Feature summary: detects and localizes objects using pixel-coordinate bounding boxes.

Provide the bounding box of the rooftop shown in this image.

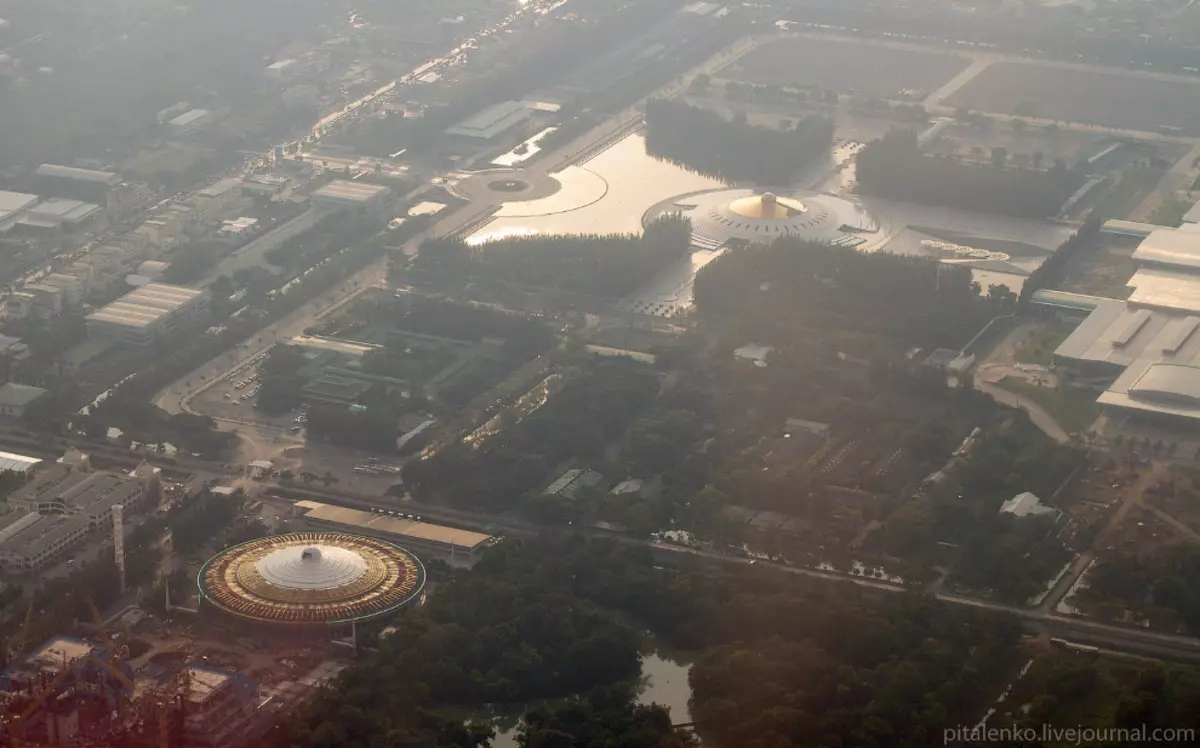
[35,164,120,186]
[196,177,241,198]
[0,513,89,558]
[295,501,492,552]
[0,450,42,473]
[1132,227,1200,271]
[312,180,391,204]
[445,100,532,140]
[23,197,102,224]
[0,382,48,409]
[169,108,211,128]
[1000,492,1057,518]
[87,283,207,329]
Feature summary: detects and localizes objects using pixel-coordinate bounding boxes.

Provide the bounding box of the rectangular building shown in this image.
[86,282,210,347]
[168,108,213,136]
[293,500,494,566]
[0,383,47,418]
[18,198,102,231]
[0,190,40,234]
[445,101,532,140]
[310,180,392,212]
[192,177,243,222]
[0,513,90,571]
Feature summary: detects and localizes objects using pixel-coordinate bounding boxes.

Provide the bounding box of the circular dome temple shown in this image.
[644,188,879,250]
[198,532,426,625]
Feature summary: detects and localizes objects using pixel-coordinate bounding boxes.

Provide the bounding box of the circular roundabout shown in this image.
[451,169,562,203]
[644,188,879,248]
[198,532,425,625]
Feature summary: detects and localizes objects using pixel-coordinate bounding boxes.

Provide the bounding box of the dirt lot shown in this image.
[721,36,970,98]
[946,62,1200,135]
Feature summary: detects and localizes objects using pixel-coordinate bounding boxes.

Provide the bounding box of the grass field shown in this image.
[1149,198,1192,228]
[723,37,969,98]
[1087,169,1163,221]
[1014,324,1073,366]
[994,376,1099,434]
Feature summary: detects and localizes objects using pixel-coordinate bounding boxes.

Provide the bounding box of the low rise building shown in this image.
[86,283,210,347]
[9,462,150,529]
[445,100,532,141]
[192,177,244,223]
[293,500,494,566]
[0,382,47,417]
[1000,492,1059,519]
[168,108,213,136]
[0,189,40,234]
[310,180,392,212]
[18,197,102,231]
[0,513,90,570]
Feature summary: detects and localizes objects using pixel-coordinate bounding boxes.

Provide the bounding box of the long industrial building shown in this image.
[1056,212,1200,426]
[310,180,392,212]
[86,282,210,346]
[292,500,495,566]
[0,461,153,571]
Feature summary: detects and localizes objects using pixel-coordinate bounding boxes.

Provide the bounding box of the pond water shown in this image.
[473,651,694,747]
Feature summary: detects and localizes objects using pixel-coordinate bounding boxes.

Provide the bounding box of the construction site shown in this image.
[0,593,355,748]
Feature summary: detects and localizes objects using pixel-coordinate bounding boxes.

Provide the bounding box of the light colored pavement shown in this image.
[976,379,1071,443]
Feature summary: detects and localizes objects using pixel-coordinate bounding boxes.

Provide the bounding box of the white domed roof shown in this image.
[256,544,369,590]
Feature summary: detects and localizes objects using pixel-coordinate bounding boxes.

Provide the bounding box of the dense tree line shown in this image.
[1018,216,1103,304]
[78,397,237,458]
[988,654,1200,742]
[279,537,1034,748]
[519,688,696,748]
[879,419,1081,602]
[168,489,245,555]
[277,541,650,748]
[255,345,310,416]
[693,238,989,351]
[1082,546,1200,632]
[403,359,659,510]
[305,402,403,454]
[856,129,1082,218]
[416,216,692,298]
[644,97,833,185]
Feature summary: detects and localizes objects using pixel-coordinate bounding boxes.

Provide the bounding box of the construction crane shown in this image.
[3,662,77,748]
[86,601,127,663]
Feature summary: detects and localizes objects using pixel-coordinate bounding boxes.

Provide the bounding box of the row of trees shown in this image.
[168,489,245,555]
[1018,216,1103,304]
[856,129,1083,218]
[643,97,833,185]
[416,215,692,298]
